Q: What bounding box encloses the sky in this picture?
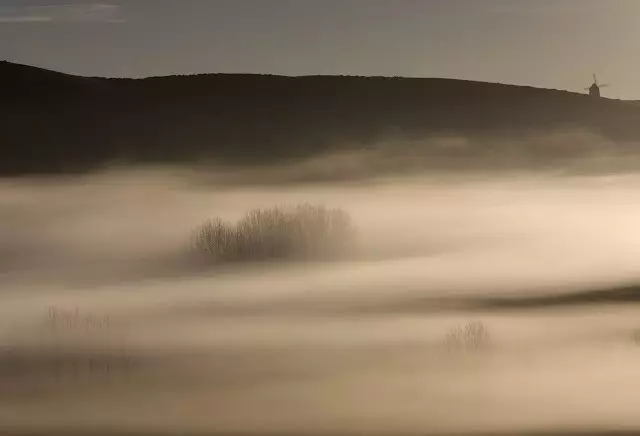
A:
[2,0,640,99]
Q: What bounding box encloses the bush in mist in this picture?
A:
[35,307,135,380]
[192,204,356,264]
[47,307,111,332]
[445,321,492,353]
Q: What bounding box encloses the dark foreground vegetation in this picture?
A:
[4,60,640,175]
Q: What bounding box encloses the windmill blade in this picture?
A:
[600,84,610,88]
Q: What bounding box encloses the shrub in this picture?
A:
[38,307,133,380]
[47,307,111,332]
[192,218,238,263]
[445,321,492,353]
[193,204,356,264]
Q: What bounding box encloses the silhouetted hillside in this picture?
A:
[4,61,640,175]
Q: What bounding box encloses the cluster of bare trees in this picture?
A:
[192,204,356,264]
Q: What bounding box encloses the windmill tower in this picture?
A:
[586,74,608,98]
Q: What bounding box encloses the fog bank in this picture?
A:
[2,167,640,434]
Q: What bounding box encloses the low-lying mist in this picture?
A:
[3,136,640,434]
[190,129,640,185]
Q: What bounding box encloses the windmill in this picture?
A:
[586,74,608,98]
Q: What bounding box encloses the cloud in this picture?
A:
[0,3,124,24]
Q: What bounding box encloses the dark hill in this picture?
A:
[3,61,640,175]
[1,61,110,100]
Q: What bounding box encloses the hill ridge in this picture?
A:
[3,61,640,176]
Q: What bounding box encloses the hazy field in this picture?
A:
[2,167,640,435]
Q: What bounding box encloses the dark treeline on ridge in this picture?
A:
[4,60,640,176]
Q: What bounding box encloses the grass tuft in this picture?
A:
[445,321,492,353]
